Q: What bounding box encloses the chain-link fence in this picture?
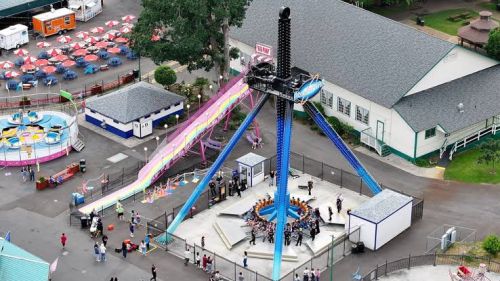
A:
[363,253,500,281]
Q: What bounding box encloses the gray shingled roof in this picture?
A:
[236,152,267,167]
[351,189,412,223]
[86,82,185,124]
[231,0,455,108]
[394,65,500,133]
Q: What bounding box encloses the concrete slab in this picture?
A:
[305,230,344,255]
[106,152,128,163]
[246,243,298,262]
[213,218,247,249]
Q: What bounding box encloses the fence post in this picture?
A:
[321,162,324,180]
[375,264,378,280]
[385,260,388,276]
[433,253,436,266]
[343,238,346,256]
[359,178,362,195]
[234,262,237,280]
[408,254,411,270]
[340,169,343,187]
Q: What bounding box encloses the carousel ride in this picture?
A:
[0,107,78,166]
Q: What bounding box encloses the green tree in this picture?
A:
[477,139,500,174]
[486,28,500,60]
[154,66,177,87]
[483,234,500,256]
[131,0,252,80]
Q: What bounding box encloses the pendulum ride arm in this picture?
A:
[302,101,382,195]
[166,93,270,236]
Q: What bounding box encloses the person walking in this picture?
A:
[328,206,333,221]
[269,170,275,186]
[310,227,316,241]
[196,252,201,268]
[336,194,343,213]
[303,267,310,281]
[60,233,67,249]
[238,272,245,281]
[184,248,191,265]
[249,229,256,245]
[296,230,303,246]
[93,242,100,262]
[314,268,320,281]
[294,273,301,281]
[201,236,205,249]
[121,241,127,258]
[150,264,157,281]
[129,221,135,237]
[243,251,248,267]
[102,234,108,247]
[21,167,27,182]
[236,183,241,197]
[99,243,107,262]
[202,254,207,271]
[116,201,124,221]
[310,269,315,281]
[140,240,147,256]
[307,179,313,196]
[315,219,320,234]
[29,167,35,182]
[206,256,213,273]
[145,233,151,251]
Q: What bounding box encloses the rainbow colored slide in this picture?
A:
[79,76,252,215]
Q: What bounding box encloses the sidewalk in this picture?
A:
[354,146,444,180]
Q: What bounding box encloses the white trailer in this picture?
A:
[68,0,103,22]
[346,189,413,251]
[0,24,29,50]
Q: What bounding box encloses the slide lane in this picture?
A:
[303,101,382,195]
[79,78,252,214]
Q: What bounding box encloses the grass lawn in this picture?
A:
[478,1,497,12]
[445,148,500,184]
[368,4,409,17]
[424,9,479,36]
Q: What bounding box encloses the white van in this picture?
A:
[0,24,29,50]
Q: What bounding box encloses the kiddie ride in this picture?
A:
[165,7,382,280]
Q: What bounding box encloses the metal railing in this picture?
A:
[360,128,384,156]
[439,138,448,159]
[363,253,500,280]
[449,122,498,160]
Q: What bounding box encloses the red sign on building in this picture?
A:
[255,43,272,57]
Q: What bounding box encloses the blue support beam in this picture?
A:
[166,93,269,236]
[303,102,382,195]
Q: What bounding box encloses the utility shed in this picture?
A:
[236,152,266,187]
[347,189,412,250]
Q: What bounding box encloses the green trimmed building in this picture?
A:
[0,237,50,281]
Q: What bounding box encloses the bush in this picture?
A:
[154,65,177,87]
[486,28,500,60]
[483,235,500,256]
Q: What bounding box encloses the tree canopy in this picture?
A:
[131,0,252,79]
[154,65,177,87]
[477,139,500,174]
[486,28,500,60]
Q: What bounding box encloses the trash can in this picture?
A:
[80,159,86,173]
[416,16,425,26]
[132,69,140,79]
[80,216,89,228]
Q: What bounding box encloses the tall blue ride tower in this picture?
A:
[166,7,382,280]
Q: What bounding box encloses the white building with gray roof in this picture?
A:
[230,0,499,163]
[85,82,185,138]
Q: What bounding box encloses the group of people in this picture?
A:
[21,165,35,182]
[297,267,321,281]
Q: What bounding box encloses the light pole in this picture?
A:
[155,136,160,148]
[186,104,191,118]
[209,84,213,94]
[175,114,179,125]
[329,235,335,281]
[144,147,148,163]
[219,75,223,87]
[197,94,201,107]
[164,124,168,142]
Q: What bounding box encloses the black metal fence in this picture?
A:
[363,253,500,280]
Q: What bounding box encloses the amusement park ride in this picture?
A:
[165,7,383,280]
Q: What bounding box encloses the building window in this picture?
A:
[425,127,436,139]
[320,90,333,108]
[337,97,351,116]
[253,164,263,176]
[355,106,369,125]
[64,16,71,24]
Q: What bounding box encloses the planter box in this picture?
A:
[19,99,31,106]
[36,180,49,190]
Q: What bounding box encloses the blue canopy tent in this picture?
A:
[108,57,122,67]
[43,75,58,86]
[21,74,35,84]
[14,57,24,67]
[63,70,78,80]
[34,70,47,79]
[56,64,67,74]
[76,58,89,68]
[6,80,20,90]
[84,64,99,75]
[119,45,130,55]
[126,51,138,60]
[38,51,49,59]
[98,50,110,60]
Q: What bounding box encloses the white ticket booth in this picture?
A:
[133,119,153,138]
[236,153,266,187]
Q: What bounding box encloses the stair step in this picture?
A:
[72,139,85,152]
